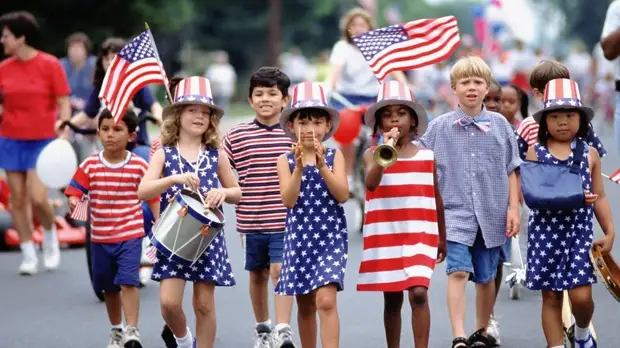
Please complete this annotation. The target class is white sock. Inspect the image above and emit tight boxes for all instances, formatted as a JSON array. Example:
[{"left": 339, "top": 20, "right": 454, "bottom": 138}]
[
  {"left": 111, "top": 324, "right": 123, "bottom": 331},
  {"left": 43, "top": 224, "right": 57, "bottom": 247},
  {"left": 174, "top": 328, "right": 194, "bottom": 347},
  {"left": 274, "top": 323, "right": 290, "bottom": 332},
  {"left": 574, "top": 324, "right": 592, "bottom": 341},
  {"left": 550, "top": 346, "right": 564, "bottom": 348},
  {"left": 256, "top": 319, "right": 272, "bottom": 329},
  {"left": 20, "top": 242, "right": 37, "bottom": 260}
]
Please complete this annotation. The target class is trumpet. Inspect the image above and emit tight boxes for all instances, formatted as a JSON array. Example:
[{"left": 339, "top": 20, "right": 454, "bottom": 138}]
[{"left": 373, "top": 137, "right": 398, "bottom": 167}]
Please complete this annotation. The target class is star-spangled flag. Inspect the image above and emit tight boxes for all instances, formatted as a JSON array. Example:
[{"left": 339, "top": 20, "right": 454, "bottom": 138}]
[
  {"left": 99, "top": 31, "right": 167, "bottom": 124},
  {"left": 610, "top": 168, "right": 620, "bottom": 184},
  {"left": 70, "top": 196, "right": 89, "bottom": 222},
  {"left": 352, "top": 16, "right": 460, "bottom": 81},
  {"left": 146, "top": 244, "right": 157, "bottom": 263}
]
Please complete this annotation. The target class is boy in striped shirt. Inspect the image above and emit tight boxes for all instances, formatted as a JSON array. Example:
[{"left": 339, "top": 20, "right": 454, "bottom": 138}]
[
  {"left": 65, "top": 109, "right": 147, "bottom": 348},
  {"left": 223, "top": 67, "right": 296, "bottom": 348}
]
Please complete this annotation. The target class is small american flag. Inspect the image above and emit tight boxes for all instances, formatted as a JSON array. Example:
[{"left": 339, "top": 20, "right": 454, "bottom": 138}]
[
  {"left": 610, "top": 168, "right": 620, "bottom": 184},
  {"left": 145, "top": 244, "right": 157, "bottom": 263},
  {"left": 70, "top": 196, "right": 89, "bottom": 221},
  {"left": 99, "top": 31, "right": 167, "bottom": 124},
  {"left": 353, "top": 16, "right": 460, "bottom": 81}
]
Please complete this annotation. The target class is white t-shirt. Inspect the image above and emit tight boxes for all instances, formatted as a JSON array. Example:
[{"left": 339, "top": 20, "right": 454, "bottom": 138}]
[
  {"left": 602, "top": 0, "right": 620, "bottom": 78},
  {"left": 329, "top": 40, "right": 379, "bottom": 97},
  {"left": 593, "top": 43, "right": 616, "bottom": 79},
  {"left": 206, "top": 63, "right": 237, "bottom": 97}
]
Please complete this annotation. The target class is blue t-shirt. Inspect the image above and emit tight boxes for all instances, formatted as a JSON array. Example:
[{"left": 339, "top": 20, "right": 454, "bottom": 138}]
[{"left": 60, "top": 56, "right": 96, "bottom": 102}]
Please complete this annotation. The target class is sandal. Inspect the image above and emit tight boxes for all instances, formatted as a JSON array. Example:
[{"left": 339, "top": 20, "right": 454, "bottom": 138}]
[
  {"left": 468, "top": 328, "right": 491, "bottom": 347},
  {"left": 564, "top": 323, "right": 575, "bottom": 348},
  {"left": 452, "top": 337, "right": 470, "bottom": 348},
  {"left": 575, "top": 333, "right": 597, "bottom": 348}
]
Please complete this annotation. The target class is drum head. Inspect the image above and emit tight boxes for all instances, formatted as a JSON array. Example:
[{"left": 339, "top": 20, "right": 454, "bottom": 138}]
[
  {"left": 179, "top": 189, "right": 226, "bottom": 226},
  {"left": 590, "top": 246, "right": 620, "bottom": 302}
]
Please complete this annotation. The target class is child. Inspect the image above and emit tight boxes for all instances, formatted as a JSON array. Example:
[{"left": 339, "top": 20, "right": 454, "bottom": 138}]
[
  {"left": 65, "top": 109, "right": 147, "bottom": 348},
  {"left": 358, "top": 81, "right": 446, "bottom": 348},
  {"left": 222, "top": 67, "right": 296, "bottom": 348},
  {"left": 418, "top": 56, "right": 522, "bottom": 348},
  {"left": 275, "top": 82, "right": 349, "bottom": 348},
  {"left": 516, "top": 60, "right": 607, "bottom": 161},
  {"left": 524, "top": 78, "right": 615, "bottom": 348},
  {"left": 501, "top": 85, "right": 529, "bottom": 129},
  {"left": 137, "top": 76, "right": 242, "bottom": 348},
  {"left": 482, "top": 78, "right": 502, "bottom": 113}
]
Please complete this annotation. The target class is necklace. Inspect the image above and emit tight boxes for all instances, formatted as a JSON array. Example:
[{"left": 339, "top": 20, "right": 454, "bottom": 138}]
[
  {"left": 100, "top": 151, "right": 128, "bottom": 217},
  {"left": 176, "top": 142, "right": 210, "bottom": 193}
]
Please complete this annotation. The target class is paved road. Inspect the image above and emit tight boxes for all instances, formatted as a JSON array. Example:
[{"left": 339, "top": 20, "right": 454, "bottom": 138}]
[{"left": 1, "top": 119, "right": 619, "bottom": 347}]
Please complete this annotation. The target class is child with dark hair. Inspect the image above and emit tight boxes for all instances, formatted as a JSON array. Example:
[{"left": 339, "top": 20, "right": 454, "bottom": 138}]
[{"left": 501, "top": 85, "right": 529, "bottom": 129}]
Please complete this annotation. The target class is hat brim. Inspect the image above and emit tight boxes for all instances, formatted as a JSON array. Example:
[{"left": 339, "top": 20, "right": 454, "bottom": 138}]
[
  {"left": 162, "top": 101, "right": 225, "bottom": 120},
  {"left": 363, "top": 99, "right": 429, "bottom": 135},
  {"left": 532, "top": 105, "right": 594, "bottom": 124},
  {"left": 279, "top": 105, "right": 341, "bottom": 141}
]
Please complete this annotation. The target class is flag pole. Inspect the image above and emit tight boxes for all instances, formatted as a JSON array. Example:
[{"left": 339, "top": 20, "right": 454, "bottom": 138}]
[{"left": 144, "top": 22, "right": 174, "bottom": 105}]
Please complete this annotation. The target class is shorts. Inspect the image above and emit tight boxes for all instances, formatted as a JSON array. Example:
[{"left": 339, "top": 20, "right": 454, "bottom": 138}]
[
  {"left": 242, "top": 232, "right": 285, "bottom": 271},
  {"left": 91, "top": 238, "right": 142, "bottom": 292},
  {"left": 0, "top": 137, "right": 55, "bottom": 172},
  {"left": 499, "top": 237, "right": 512, "bottom": 264},
  {"left": 446, "top": 231, "right": 501, "bottom": 284}
]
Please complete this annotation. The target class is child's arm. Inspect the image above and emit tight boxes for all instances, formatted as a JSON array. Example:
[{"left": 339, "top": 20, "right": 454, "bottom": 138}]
[
  {"left": 64, "top": 163, "right": 91, "bottom": 209},
  {"left": 433, "top": 162, "right": 446, "bottom": 263},
  {"left": 363, "top": 148, "right": 384, "bottom": 192},
  {"left": 208, "top": 150, "right": 242, "bottom": 206},
  {"left": 589, "top": 147, "right": 615, "bottom": 253},
  {"left": 137, "top": 149, "right": 195, "bottom": 201},
  {"left": 317, "top": 148, "right": 349, "bottom": 204},
  {"left": 277, "top": 153, "right": 303, "bottom": 209}
]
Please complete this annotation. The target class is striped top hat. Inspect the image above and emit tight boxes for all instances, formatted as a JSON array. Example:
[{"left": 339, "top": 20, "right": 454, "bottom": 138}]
[
  {"left": 532, "top": 78, "right": 594, "bottom": 124},
  {"left": 364, "top": 81, "right": 428, "bottom": 135},
  {"left": 162, "top": 76, "right": 224, "bottom": 119},
  {"left": 279, "top": 82, "right": 340, "bottom": 141}
]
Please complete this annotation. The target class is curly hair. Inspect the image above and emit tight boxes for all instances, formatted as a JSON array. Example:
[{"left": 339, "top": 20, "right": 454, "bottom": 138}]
[
  {"left": 159, "top": 106, "right": 221, "bottom": 149},
  {"left": 339, "top": 7, "right": 374, "bottom": 43}
]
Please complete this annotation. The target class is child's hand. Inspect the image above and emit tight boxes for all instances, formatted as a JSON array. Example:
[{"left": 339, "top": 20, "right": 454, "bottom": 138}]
[
  {"left": 436, "top": 240, "right": 446, "bottom": 263},
  {"left": 383, "top": 127, "right": 399, "bottom": 143},
  {"left": 203, "top": 188, "right": 226, "bottom": 209},
  {"left": 584, "top": 190, "right": 599, "bottom": 205},
  {"left": 68, "top": 196, "right": 79, "bottom": 211},
  {"left": 506, "top": 207, "right": 520, "bottom": 237},
  {"left": 314, "top": 139, "right": 326, "bottom": 169},
  {"left": 292, "top": 144, "right": 303, "bottom": 168},
  {"left": 593, "top": 234, "right": 615, "bottom": 254},
  {"left": 175, "top": 173, "right": 200, "bottom": 191}
]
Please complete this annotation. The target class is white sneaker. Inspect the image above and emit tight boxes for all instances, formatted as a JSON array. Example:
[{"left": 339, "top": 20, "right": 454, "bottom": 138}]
[
  {"left": 272, "top": 325, "right": 296, "bottom": 348},
  {"left": 486, "top": 315, "right": 501, "bottom": 346},
  {"left": 107, "top": 329, "right": 124, "bottom": 348},
  {"left": 253, "top": 324, "right": 273, "bottom": 348},
  {"left": 18, "top": 256, "right": 38, "bottom": 276},
  {"left": 123, "top": 326, "right": 143, "bottom": 348},
  {"left": 42, "top": 239, "right": 61, "bottom": 271},
  {"left": 139, "top": 266, "right": 152, "bottom": 287}
]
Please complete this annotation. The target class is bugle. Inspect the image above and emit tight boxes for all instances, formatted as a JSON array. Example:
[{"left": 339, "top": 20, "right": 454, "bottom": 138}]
[{"left": 373, "top": 138, "right": 398, "bottom": 167}]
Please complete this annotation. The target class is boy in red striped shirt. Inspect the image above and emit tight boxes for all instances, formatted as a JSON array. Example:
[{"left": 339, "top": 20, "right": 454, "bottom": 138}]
[{"left": 65, "top": 109, "right": 147, "bottom": 348}]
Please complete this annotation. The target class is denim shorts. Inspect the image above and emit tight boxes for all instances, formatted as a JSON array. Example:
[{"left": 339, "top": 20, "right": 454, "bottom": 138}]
[
  {"left": 499, "top": 237, "right": 512, "bottom": 264},
  {"left": 242, "top": 232, "right": 285, "bottom": 271},
  {"left": 446, "top": 231, "right": 501, "bottom": 284},
  {"left": 91, "top": 238, "right": 142, "bottom": 292}
]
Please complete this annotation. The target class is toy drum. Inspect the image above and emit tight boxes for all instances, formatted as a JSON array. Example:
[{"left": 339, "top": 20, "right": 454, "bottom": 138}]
[
  {"left": 589, "top": 245, "right": 620, "bottom": 303},
  {"left": 151, "top": 189, "right": 225, "bottom": 267}
]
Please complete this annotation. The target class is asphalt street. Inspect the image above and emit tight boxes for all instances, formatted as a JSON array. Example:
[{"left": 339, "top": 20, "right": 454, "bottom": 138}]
[{"left": 1, "top": 118, "right": 619, "bottom": 347}]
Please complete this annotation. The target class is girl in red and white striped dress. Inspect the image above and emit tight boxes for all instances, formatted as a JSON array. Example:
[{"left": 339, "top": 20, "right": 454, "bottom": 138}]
[{"left": 357, "top": 81, "right": 446, "bottom": 348}]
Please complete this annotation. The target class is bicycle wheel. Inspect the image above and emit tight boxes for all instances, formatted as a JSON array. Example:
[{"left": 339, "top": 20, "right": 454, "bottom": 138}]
[{"left": 85, "top": 216, "right": 105, "bottom": 302}]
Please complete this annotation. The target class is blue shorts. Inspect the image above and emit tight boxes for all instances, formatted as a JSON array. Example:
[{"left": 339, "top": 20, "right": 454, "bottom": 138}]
[
  {"left": 499, "top": 237, "right": 512, "bottom": 264},
  {"left": 243, "top": 233, "right": 285, "bottom": 271},
  {"left": 446, "top": 231, "right": 501, "bottom": 284},
  {"left": 91, "top": 238, "right": 142, "bottom": 292},
  {"left": 0, "top": 137, "right": 55, "bottom": 172}
]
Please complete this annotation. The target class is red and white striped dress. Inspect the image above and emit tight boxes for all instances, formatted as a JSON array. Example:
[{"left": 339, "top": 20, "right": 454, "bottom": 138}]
[{"left": 357, "top": 148, "right": 439, "bottom": 292}]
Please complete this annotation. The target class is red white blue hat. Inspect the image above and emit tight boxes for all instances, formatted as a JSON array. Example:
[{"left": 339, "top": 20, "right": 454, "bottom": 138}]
[
  {"left": 279, "top": 82, "right": 340, "bottom": 141},
  {"left": 364, "top": 81, "right": 428, "bottom": 134},
  {"left": 162, "top": 76, "right": 224, "bottom": 119},
  {"left": 533, "top": 78, "right": 594, "bottom": 124}
]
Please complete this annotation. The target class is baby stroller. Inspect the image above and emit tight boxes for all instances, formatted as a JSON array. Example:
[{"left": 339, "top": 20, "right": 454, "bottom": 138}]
[{"left": 504, "top": 233, "right": 526, "bottom": 300}]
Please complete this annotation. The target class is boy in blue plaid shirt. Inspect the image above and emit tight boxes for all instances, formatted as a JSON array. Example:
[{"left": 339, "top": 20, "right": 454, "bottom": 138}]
[{"left": 418, "top": 56, "right": 521, "bottom": 348}]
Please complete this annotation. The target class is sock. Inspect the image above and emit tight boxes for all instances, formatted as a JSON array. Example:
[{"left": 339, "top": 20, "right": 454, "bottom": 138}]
[
  {"left": 174, "top": 328, "right": 194, "bottom": 347},
  {"left": 256, "top": 319, "right": 272, "bottom": 329},
  {"left": 20, "top": 242, "right": 37, "bottom": 260},
  {"left": 574, "top": 324, "right": 591, "bottom": 341},
  {"left": 274, "top": 323, "right": 290, "bottom": 332},
  {"left": 111, "top": 324, "right": 123, "bottom": 331},
  {"left": 43, "top": 224, "right": 58, "bottom": 247},
  {"left": 550, "top": 346, "right": 565, "bottom": 348}
]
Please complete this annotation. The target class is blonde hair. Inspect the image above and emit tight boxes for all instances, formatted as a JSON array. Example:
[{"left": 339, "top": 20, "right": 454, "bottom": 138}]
[
  {"left": 340, "top": 7, "right": 374, "bottom": 43},
  {"left": 449, "top": 56, "right": 492, "bottom": 89},
  {"left": 160, "top": 105, "right": 221, "bottom": 149}
]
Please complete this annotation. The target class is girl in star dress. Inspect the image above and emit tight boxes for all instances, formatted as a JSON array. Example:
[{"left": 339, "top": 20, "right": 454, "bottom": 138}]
[
  {"left": 276, "top": 82, "right": 349, "bottom": 348},
  {"left": 359, "top": 81, "right": 445, "bottom": 348},
  {"left": 137, "top": 76, "right": 241, "bottom": 348},
  {"left": 524, "top": 78, "right": 615, "bottom": 348}
]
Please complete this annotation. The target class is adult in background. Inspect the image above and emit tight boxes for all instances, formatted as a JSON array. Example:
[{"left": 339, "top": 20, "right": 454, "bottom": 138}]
[
  {"left": 601, "top": 0, "right": 620, "bottom": 153},
  {"left": 325, "top": 7, "right": 408, "bottom": 189},
  {"left": 0, "top": 11, "right": 71, "bottom": 275},
  {"left": 205, "top": 50, "right": 236, "bottom": 116}
]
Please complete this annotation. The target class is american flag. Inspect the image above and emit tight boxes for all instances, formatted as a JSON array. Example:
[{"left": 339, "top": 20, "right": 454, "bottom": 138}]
[
  {"left": 352, "top": 16, "right": 460, "bottom": 81},
  {"left": 99, "top": 31, "right": 167, "bottom": 124},
  {"left": 610, "top": 168, "right": 620, "bottom": 184},
  {"left": 145, "top": 244, "right": 157, "bottom": 263},
  {"left": 70, "top": 196, "right": 89, "bottom": 222}
]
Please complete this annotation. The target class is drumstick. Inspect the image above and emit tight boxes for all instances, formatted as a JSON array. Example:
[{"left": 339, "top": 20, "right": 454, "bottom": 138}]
[{"left": 298, "top": 128, "right": 304, "bottom": 166}]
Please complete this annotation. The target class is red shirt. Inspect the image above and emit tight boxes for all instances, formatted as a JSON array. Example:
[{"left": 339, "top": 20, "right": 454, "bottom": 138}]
[{"left": 0, "top": 51, "right": 71, "bottom": 140}]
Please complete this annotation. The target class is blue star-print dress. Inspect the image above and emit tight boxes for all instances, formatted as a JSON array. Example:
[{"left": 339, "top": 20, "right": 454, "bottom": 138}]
[
  {"left": 275, "top": 147, "right": 348, "bottom": 295},
  {"left": 151, "top": 146, "right": 236, "bottom": 286},
  {"left": 525, "top": 141, "right": 596, "bottom": 291}
]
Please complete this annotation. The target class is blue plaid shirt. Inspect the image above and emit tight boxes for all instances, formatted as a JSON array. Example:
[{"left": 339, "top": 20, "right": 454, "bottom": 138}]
[{"left": 418, "top": 107, "right": 522, "bottom": 248}]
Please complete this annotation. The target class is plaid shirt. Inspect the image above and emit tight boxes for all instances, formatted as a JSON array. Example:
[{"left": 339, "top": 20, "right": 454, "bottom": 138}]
[{"left": 418, "top": 107, "right": 522, "bottom": 248}]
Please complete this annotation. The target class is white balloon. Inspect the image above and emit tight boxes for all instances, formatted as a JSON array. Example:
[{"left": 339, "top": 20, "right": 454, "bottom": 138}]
[{"left": 36, "top": 139, "right": 78, "bottom": 189}]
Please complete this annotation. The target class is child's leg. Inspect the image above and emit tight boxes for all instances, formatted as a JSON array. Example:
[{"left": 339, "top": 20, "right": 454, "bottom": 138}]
[
  {"left": 296, "top": 293, "right": 317, "bottom": 348},
  {"left": 383, "top": 292, "right": 403, "bottom": 348},
  {"left": 541, "top": 290, "right": 564, "bottom": 347},
  {"left": 193, "top": 282, "right": 216, "bottom": 348},
  {"left": 244, "top": 234, "right": 271, "bottom": 326},
  {"left": 409, "top": 287, "right": 430, "bottom": 348},
  {"left": 115, "top": 238, "right": 142, "bottom": 327},
  {"left": 91, "top": 241, "right": 123, "bottom": 327},
  {"left": 160, "top": 278, "right": 189, "bottom": 337},
  {"left": 104, "top": 291, "right": 124, "bottom": 326},
  {"left": 470, "top": 234, "right": 501, "bottom": 333},
  {"left": 316, "top": 284, "right": 339, "bottom": 348},
  {"left": 445, "top": 241, "right": 474, "bottom": 339},
  {"left": 568, "top": 285, "right": 595, "bottom": 342},
  {"left": 269, "top": 232, "right": 293, "bottom": 332}
]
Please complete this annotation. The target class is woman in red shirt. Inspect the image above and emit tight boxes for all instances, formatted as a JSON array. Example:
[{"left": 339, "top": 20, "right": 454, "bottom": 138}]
[{"left": 0, "top": 11, "right": 71, "bottom": 275}]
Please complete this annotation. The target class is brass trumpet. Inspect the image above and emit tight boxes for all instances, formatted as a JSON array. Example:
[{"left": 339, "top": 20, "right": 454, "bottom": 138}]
[{"left": 373, "top": 138, "right": 398, "bottom": 167}]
